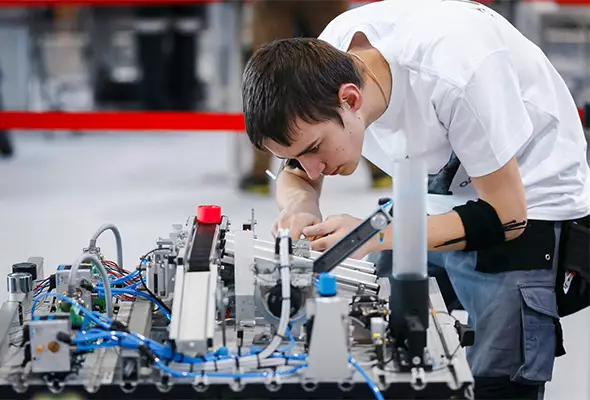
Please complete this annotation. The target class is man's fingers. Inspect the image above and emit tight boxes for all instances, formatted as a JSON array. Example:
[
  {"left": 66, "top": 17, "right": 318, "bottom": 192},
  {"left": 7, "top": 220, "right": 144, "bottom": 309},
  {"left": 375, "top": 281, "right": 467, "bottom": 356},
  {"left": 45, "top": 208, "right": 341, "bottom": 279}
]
[
  {"left": 289, "top": 219, "right": 310, "bottom": 240},
  {"left": 310, "top": 236, "right": 333, "bottom": 252},
  {"left": 302, "top": 219, "right": 336, "bottom": 238},
  {"left": 273, "top": 212, "right": 323, "bottom": 240}
]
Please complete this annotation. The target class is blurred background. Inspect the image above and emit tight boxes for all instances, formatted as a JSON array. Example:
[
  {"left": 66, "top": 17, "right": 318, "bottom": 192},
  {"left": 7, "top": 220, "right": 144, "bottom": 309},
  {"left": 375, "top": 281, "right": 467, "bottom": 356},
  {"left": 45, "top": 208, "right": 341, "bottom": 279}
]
[{"left": 0, "top": 1, "right": 588, "bottom": 398}]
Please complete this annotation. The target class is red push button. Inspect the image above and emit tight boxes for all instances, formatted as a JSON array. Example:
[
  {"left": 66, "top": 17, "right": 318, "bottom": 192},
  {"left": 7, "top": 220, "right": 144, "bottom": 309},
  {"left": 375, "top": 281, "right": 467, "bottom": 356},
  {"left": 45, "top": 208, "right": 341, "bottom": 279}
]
[{"left": 197, "top": 205, "right": 222, "bottom": 224}]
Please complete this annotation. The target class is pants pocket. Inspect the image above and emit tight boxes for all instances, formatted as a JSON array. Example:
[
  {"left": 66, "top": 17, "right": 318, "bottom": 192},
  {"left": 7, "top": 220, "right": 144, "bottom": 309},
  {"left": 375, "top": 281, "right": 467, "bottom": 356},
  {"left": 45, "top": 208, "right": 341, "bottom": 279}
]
[{"left": 513, "top": 283, "right": 559, "bottom": 383}]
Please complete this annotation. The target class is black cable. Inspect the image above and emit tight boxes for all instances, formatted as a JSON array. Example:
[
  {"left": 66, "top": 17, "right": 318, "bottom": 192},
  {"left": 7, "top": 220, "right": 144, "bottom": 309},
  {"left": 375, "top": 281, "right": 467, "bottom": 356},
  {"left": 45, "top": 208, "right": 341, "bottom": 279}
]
[
  {"left": 237, "top": 330, "right": 243, "bottom": 357},
  {"left": 430, "top": 309, "right": 463, "bottom": 371},
  {"left": 433, "top": 310, "right": 470, "bottom": 360},
  {"left": 139, "top": 273, "right": 170, "bottom": 314},
  {"left": 448, "top": 343, "right": 462, "bottom": 360},
  {"left": 137, "top": 249, "right": 171, "bottom": 315},
  {"left": 383, "top": 354, "right": 395, "bottom": 366}
]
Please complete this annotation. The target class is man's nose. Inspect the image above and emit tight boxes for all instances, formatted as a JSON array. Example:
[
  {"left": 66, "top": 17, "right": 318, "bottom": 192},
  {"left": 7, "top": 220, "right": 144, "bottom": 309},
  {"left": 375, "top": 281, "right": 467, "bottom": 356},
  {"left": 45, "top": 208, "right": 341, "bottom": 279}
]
[{"left": 300, "top": 157, "right": 325, "bottom": 180}]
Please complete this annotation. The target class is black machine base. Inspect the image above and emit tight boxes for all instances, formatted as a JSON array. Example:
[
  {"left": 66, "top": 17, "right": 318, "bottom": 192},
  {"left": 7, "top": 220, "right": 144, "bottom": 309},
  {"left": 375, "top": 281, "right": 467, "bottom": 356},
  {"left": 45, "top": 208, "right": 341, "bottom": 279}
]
[{"left": 0, "top": 381, "right": 473, "bottom": 400}]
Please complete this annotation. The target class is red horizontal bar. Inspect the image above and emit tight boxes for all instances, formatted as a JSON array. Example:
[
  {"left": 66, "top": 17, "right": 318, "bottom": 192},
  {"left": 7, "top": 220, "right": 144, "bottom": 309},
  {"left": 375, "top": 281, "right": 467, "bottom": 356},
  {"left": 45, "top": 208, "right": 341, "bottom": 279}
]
[
  {"left": 1, "top": 108, "right": 583, "bottom": 131},
  {"left": 0, "top": 0, "right": 221, "bottom": 6},
  {"left": 0, "top": 0, "right": 376, "bottom": 6},
  {"left": 0, "top": 111, "right": 246, "bottom": 131}
]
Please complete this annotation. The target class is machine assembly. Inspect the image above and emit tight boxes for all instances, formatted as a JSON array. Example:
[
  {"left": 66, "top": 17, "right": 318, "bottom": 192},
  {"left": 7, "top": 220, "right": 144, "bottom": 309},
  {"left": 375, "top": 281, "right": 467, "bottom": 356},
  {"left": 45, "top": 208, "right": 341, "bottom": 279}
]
[{"left": 0, "top": 202, "right": 475, "bottom": 399}]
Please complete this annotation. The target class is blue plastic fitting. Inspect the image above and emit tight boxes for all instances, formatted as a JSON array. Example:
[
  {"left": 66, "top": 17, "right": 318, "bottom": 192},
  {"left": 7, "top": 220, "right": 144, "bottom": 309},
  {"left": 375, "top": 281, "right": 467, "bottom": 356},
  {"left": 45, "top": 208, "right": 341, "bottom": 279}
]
[{"left": 317, "top": 273, "right": 337, "bottom": 297}]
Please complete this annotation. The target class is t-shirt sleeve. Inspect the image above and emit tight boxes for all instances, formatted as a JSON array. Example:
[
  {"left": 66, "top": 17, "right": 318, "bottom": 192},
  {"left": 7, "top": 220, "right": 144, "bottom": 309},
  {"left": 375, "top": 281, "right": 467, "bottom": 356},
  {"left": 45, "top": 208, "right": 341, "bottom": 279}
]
[{"left": 444, "top": 50, "right": 533, "bottom": 178}]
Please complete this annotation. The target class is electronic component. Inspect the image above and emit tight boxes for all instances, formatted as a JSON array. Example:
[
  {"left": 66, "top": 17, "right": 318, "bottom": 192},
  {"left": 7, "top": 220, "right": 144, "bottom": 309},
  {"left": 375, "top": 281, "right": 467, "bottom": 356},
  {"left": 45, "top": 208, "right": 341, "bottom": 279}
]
[
  {"left": 305, "top": 274, "right": 350, "bottom": 381},
  {"left": 0, "top": 205, "right": 474, "bottom": 399},
  {"left": 6, "top": 272, "right": 33, "bottom": 326},
  {"left": 12, "top": 261, "right": 39, "bottom": 281},
  {"left": 169, "top": 211, "right": 222, "bottom": 356},
  {"left": 350, "top": 294, "right": 389, "bottom": 334},
  {"left": 371, "top": 317, "right": 388, "bottom": 367},
  {"left": 55, "top": 264, "right": 93, "bottom": 314},
  {"left": 56, "top": 264, "right": 92, "bottom": 290},
  {"left": 7, "top": 272, "right": 33, "bottom": 296},
  {"left": 371, "top": 317, "right": 387, "bottom": 344},
  {"left": 28, "top": 314, "right": 71, "bottom": 373},
  {"left": 3, "top": 272, "right": 35, "bottom": 354},
  {"left": 233, "top": 229, "right": 256, "bottom": 328},
  {"left": 121, "top": 298, "right": 153, "bottom": 382},
  {"left": 144, "top": 240, "right": 176, "bottom": 299}
]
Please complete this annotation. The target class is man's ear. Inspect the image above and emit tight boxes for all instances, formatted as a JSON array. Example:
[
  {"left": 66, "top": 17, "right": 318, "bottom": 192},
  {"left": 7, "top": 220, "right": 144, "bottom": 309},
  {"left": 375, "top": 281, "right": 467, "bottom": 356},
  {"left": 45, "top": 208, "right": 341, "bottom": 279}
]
[{"left": 338, "top": 83, "right": 363, "bottom": 112}]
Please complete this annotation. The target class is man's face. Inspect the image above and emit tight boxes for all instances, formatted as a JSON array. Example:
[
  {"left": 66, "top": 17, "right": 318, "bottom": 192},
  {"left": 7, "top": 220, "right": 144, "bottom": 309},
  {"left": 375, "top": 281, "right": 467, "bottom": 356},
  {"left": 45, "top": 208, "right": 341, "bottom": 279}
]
[{"left": 265, "top": 108, "right": 366, "bottom": 181}]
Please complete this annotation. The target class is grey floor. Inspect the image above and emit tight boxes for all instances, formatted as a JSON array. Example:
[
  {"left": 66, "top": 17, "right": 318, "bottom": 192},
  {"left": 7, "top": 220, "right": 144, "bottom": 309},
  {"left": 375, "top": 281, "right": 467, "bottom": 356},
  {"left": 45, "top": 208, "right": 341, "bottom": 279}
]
[{"left": 1, "top": 132, "right": 588, "bottom": 399}]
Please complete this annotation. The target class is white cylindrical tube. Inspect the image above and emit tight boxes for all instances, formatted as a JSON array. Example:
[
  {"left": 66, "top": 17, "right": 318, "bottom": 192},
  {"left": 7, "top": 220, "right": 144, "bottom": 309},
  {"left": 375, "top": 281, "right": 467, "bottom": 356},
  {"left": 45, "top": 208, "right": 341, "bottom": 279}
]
[{"left": 392, "top": 157, "right": 428, "bottom": 280}]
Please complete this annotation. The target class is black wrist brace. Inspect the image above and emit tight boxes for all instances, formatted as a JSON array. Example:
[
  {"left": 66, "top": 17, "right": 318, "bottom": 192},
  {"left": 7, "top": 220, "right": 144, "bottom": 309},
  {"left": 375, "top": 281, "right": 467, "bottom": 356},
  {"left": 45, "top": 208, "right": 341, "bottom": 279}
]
[{"left": 452, "top": 199, "right": 506, "bottom": 252}]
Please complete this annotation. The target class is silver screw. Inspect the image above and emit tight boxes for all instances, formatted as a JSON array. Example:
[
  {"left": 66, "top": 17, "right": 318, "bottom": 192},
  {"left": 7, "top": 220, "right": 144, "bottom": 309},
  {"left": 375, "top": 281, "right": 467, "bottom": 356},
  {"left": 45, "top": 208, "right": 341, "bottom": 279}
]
[{"left": 370, "top": 213, "right": 388, "bottom": 230}]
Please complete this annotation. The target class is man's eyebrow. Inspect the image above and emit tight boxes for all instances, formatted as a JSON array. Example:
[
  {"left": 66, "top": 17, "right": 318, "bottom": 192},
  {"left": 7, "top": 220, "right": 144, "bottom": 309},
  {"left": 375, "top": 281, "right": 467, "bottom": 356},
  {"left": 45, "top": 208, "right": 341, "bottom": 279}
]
[{"left": 294, "top": 139, "right": 320, "bottom": 158}]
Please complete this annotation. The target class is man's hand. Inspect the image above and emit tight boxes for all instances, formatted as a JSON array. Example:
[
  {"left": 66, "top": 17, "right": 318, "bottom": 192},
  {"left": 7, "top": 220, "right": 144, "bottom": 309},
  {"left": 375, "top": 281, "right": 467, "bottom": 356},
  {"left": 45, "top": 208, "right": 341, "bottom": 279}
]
[
  {"left": 272, "top": 164, "right": 324, "bottom": 240},
  {"left": 272, "top": 208, "right": 322, "bottom": 240},
  {"left": 302, "top": 214, "right": 384, "bottom": 259}
]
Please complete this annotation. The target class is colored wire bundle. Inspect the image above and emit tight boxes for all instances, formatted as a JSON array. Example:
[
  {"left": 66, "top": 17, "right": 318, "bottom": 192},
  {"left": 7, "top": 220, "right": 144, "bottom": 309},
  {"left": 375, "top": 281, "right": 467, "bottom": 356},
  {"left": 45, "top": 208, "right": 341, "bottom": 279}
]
[
  {"left": 33, "top": 292, "right": 384, "bottom": 399},
  {"left": 33, "top": 278, "right": 50, "bottom": 298},
  {"left": 94, "top": 286, "right": 171, "bottom": 320},
  {"left": 72, "top": 325, "right": 307, "bottom": 381},
  {"left": 102, "top": 259, "right": 132, "bottom": 276},
  {"left": 28, "top": 248, "right": 385, "bottom": 400},
  {"left": 90, "top": 260, "right": 169, "bottom": 319},
  {"left": 99, "top": 260, "right": 141, "bottom": 301}
]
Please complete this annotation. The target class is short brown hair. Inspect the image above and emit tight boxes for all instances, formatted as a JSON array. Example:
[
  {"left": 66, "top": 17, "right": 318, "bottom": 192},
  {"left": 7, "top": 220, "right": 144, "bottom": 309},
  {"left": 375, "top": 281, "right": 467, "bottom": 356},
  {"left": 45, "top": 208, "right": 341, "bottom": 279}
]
[{"left": 242, "top": 38, "right": 363, "bottom": 150}]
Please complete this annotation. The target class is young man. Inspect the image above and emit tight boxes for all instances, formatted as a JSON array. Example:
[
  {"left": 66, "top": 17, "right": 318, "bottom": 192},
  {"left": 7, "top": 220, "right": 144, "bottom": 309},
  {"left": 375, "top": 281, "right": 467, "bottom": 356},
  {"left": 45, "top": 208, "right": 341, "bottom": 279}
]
[
  {"left": 238, "top": 0, "right": 392, "bottom": 194},
  {"left": 242, "top": 0, "right": 590, "bottom": 398}
]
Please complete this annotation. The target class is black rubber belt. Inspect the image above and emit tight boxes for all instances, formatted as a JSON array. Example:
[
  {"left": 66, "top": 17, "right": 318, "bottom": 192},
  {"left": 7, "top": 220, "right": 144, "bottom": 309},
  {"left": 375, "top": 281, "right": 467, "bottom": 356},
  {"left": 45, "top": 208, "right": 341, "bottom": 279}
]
[{"left": 187, "top": 223, "right": 217, "bottom": 272}]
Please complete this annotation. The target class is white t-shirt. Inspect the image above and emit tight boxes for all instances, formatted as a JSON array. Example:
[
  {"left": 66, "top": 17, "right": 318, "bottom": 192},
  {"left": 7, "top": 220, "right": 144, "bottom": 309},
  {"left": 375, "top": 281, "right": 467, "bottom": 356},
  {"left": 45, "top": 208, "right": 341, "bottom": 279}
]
[{"left": 318, "top": 0, "right": 590, "bottom": 220}]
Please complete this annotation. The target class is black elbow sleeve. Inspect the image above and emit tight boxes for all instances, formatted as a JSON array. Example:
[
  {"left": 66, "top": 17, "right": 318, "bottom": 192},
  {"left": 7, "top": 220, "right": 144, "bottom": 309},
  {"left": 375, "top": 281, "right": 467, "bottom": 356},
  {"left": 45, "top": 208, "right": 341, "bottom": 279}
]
[{"left": 452, "top": 199, "right": 507, "bottom": 252}]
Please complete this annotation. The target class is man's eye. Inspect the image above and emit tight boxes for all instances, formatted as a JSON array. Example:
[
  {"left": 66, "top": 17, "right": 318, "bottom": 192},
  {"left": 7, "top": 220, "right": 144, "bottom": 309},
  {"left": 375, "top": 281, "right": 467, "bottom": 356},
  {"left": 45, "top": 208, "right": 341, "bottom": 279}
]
[
  {"left": 285, "top": 159, "right": 305, "bottom": 171},
  {"left": 310, "top": 145, "right": 320, "bottom": 154}
]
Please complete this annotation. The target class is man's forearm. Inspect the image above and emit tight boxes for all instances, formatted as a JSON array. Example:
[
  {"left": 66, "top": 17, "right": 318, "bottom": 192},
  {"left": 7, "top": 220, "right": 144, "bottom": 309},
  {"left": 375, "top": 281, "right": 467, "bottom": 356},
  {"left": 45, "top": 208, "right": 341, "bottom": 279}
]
[
  {"left": 276, "top": 170, "right": 322, "bottom": 213},
  {"left": 427, "top": 212, "right": 468, "bottom": 251},
  {"left": 375, "top": 212, "right": 467, "bottom": 253},
  {"left": 376, "top": 207, "right": 526, "bottom": 253}
]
